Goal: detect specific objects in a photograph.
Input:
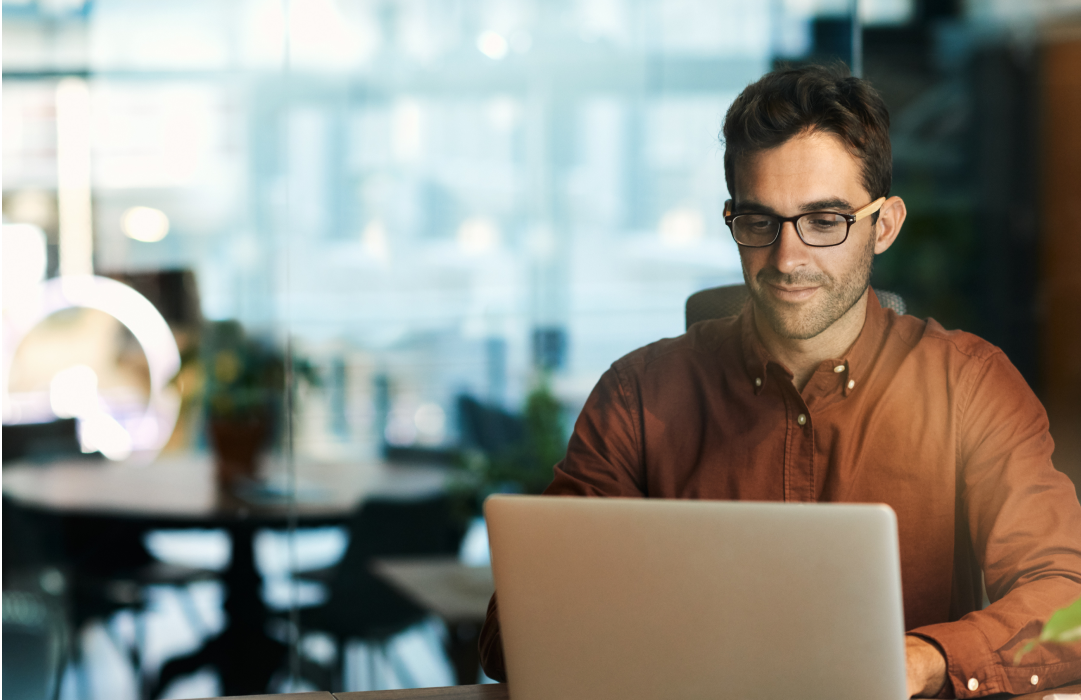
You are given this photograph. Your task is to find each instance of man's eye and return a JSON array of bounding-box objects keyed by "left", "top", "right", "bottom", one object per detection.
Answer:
[
  {"left": 804, "top": 216, "right": 844, "bottom": 230},
  {"left": 742, "top": 217, "right": 774, "bottom": 230}
]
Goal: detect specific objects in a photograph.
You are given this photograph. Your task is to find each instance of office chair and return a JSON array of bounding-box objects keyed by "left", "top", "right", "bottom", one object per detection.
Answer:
[
  {"left": 3, "top": 579, "right": 68, "bottom": 700},
  {"left": 3, "top": 419, "right": 218, "bottom": 697},
  {"left": 686, "top": 284, "right": 907, "bottom": 330},
  {"left": 2, "top": 419, "right": 98, "bottom": 464},
  {"left": 457, "top": 395, "right": 525, "bottom": 455},
  {"left": 294, "top": 495, "right": 464, "bottom": 691}
]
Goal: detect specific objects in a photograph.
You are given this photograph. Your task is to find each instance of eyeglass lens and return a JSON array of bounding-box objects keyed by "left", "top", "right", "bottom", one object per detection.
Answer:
[{"left": 731, "top": 213, "right": 849, "bottom": 247}]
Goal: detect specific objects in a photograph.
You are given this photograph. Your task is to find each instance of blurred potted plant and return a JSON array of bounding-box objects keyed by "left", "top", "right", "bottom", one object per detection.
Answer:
[
  {"left": 452, "top": 376, "right": 567, "bottom": 518},
  {"left": 199, "top": 321, "right": 318, "bottom": 489}
]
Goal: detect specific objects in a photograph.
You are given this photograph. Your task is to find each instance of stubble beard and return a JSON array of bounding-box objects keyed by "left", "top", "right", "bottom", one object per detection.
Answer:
[{"left": 745, "top": 231, "right": 877, "bottom": 341}]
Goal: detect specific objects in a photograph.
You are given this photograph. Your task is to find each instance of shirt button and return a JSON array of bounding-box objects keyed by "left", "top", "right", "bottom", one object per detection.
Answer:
[
  {"left": 967, "top": 678, "right": 979, "bottom": 692},
  {"left": 755, "top": 377, "right": 762, "bottom": 387},
  {"left": 797, "top": 413, "right": 807, "bottom": 425},
  {"left": 1030, "top": 675, "right": 1039, "bottom": 686},
  {"left": 833, "top": 364, "right": 845, "bottom": 373},
  {"left": 847, "top": 379, "right": 855, "bottom": 390}
]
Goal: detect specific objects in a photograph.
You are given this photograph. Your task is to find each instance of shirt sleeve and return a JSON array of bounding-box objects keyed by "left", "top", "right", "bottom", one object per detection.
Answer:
[
  {"left": 909, "top": 349, "right": 1081, "bottom": 697},
  {"left": 477, "top": 364, "right": 646, "bottom": 681},
  {"left": 545, "top": 363, "right": 646, "bottom": 498},
  {"left": 479, "top": 592, "right": 508, "bottom": 682}
]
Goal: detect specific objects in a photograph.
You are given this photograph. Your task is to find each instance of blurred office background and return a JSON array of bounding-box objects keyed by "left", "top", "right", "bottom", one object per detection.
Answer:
[{"left": 3, "top": 0, "right": 1080, "bottom": 698}]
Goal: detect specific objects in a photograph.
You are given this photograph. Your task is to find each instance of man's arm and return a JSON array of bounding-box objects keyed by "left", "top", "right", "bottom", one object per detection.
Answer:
[
  {"left": 479, "top": 592, "right": 508, "bottom": 682},
  {"left": 907, "top": 636, "right": 948, "bottom": 697},
  {"left": 909, "top": 349, "right": 1081, "bottom": 697}
]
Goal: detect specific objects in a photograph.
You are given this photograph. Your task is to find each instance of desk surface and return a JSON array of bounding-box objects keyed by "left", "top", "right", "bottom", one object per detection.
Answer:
[
  {"left": 334, "top": 685, "right": 508, "bottom": 700},
  {"left": 371, "top": 557, "right": 494, "bottom": 622},
  {"left": 2, "top": 452, "right": 448, "bottom": 524},
  {"left": 216, "top": 681, "right": 1081, "bottom": 700}
]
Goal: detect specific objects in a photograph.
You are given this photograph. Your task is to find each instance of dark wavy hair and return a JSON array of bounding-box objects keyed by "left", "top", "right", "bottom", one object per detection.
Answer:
[{"left": 721, "top": 64, "right": 892, "bottom": 202}]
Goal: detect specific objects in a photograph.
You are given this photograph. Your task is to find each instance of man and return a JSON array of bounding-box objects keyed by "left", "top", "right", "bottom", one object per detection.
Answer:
[{"left": 479, "top": 65, "right": 1081, "bottom": 697}]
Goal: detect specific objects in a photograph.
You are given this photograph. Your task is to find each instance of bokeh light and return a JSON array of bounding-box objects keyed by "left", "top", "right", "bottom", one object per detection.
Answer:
[
  {"left": 477, "top": 31, "right": 509, "bottom": 60},
  {"left": 121, "top": 206, "right": 170, "bottom": 242}
]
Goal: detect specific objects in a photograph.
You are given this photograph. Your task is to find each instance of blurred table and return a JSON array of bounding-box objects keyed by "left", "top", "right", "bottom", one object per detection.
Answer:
[
  {"left": 2, "top": 452, "right": 448, "bottom": 523},
  {"left": 2, "top": 452, "right": 449, "bottom": 696},
  {"left": 371, "top": 557, "right": 494, "bottom": 685}
]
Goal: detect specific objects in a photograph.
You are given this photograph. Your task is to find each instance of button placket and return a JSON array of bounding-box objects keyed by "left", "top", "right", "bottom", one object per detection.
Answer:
[
  {"left": 781, "top": 386, "right": 815, "bottom": 502},
  {"left": 840, "top": 362, "right": 856, "bottom": 395}
]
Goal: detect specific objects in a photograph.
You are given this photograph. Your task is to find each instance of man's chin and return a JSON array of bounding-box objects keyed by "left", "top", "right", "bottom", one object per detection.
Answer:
[
  {"left": 763, "top": 312, "right": 828, "bottom": 340},
  {"left": 750, "top": 292, "right": 831, "bottom": 340}
]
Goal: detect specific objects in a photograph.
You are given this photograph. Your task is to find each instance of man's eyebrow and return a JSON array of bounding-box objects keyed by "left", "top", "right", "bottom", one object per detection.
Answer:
[
  {"left": 733, "top": 198, "right": 855, "bottom": 215},
  {"left": 732, "top": 200, "right": 778, "bottom": 215},
  {"left": 801, "top": 198, "right": 853, "bottom": 213}
]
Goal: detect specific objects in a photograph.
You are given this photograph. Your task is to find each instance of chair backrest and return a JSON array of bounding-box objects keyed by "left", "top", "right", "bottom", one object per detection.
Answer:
[
  {"left": 3, "top": 581, "right": 67, "bottom": 700},
  {"left": 2, "top": 419, "right": 87, "bottom": 464},
  {"left": 330, "top": 495, "right": 462, "bottom": 596},
  {"left": 347, "top": 495, "right": 461, "bottom": 559},
  {"left": 3, "top": 497, "right": 66, "bottom": 571},
  {"left": 458, "top": 395, "right": 525, "bottom": 454},
  {"left": 685, "top": 284, "right": 907, "bottom": 330}
]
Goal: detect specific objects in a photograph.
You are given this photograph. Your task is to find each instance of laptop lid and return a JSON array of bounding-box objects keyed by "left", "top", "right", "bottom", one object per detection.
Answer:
[{"left": 485, "top": 496, "right": 907, "bottom": 700}]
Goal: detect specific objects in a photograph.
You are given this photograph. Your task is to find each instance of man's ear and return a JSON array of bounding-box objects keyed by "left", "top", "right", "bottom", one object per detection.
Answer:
[
  {"left": 873, "top": 196, "right": 906, "bottom": 255},
  {"left": 724, "top": 199, "right": 733, "bottom": 217}
]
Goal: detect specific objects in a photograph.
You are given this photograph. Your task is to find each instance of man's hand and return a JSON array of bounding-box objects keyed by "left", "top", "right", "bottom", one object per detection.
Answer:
[{"left": 906, "top": 635, "right": 948, "bottom": 698}]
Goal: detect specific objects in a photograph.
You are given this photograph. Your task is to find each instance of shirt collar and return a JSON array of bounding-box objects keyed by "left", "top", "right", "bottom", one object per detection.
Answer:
[
  {"left": 739, "top": 287, "right": 891, "bottom": 397},
  {"left": 740, "top": 298, "right": 775, "bottom": 395},
  {"left": 834, "top": 287, "right": 889, "bottom": 397}
]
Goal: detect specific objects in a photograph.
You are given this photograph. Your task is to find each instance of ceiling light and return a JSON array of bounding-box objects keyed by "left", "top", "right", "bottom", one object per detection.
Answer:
[{"left": 121, "top": 206, "right": 170, "bottom": 242}]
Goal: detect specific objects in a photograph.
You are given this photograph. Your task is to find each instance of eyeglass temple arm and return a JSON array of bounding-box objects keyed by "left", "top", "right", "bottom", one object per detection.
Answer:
[
  {"left": 853, "top": 197, "right": 886, "bottom": 221},
  {"left": 725, "top": 197, "right": 884, "bottom": 220}
]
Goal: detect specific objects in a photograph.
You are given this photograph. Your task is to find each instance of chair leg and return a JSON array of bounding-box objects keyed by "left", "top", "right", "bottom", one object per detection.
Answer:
[
  {"left": 103, "top": 612, "right": 143, "bottom": 689},
  {"left": 384, "top": 640, "right": 416, "bottom": 689},
  {"left": 333, "top": 635, "right": 344, "bottom": 692},
  {"left": 368, "top": 642, "right": 379, "bottom": 690},
  {"left": 73, "top": 642, "right": 92, "bottom": 700},
  {"left": 52, "top": 627, "right": 70, "bottom": 700},
  {"left": 133, "top": 612, "right": 149, "bottom": 700},
  {"left": 173, "top": 585, "right": 206, "bottom": 639},
  {"left": 296, "top": 656, "right": 333, "bottom": 693}
]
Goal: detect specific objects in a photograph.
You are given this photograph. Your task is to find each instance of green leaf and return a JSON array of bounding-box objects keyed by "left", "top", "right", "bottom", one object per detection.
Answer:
[
  {"left": 1039, "top": 596, "right": 1081, "bottom": 645},
  {"left": 1014, "top": 596, "right": 1081, "bottom": 665},
  {"left": 1014, "top": 639, "right": 1039, "bottom": 666}
]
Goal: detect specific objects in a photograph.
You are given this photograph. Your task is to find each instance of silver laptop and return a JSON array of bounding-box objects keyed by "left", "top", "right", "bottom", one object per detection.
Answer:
[{"left": 485, "top": 495, "right": 907, "bottom": 700}]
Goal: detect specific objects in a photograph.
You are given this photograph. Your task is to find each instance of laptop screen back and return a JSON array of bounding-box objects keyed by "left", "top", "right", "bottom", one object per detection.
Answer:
[{"left": 486, "top": 496, "right": 907, "bottom": 700}]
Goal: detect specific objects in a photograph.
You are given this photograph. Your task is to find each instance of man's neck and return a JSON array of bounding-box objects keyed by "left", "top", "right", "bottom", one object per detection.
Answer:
[{"left": 753, "top": 289, "right": 870, "bottom": 392}]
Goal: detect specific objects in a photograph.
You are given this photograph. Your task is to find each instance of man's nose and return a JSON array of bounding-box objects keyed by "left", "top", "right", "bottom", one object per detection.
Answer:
[{"left": 770, "top": 221, "right": 810, "bottom": 274}]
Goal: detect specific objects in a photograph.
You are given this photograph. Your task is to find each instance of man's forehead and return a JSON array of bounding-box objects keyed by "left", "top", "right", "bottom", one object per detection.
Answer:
[{"left": 728, "top": 132, "right": 869, "bottom": 210}]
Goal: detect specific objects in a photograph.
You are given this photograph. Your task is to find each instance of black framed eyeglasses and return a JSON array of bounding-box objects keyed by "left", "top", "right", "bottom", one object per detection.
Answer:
[{"left": 724, "top": 197, "right": 885, "bottom": 248}]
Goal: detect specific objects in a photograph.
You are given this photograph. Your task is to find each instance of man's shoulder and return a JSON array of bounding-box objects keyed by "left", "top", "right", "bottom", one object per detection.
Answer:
[
  {"left": 898, "top": 314, "right": 1003, "bottom": 364},
  {"left": 611, "top": 316, "right": 742, "bottom": 375}
]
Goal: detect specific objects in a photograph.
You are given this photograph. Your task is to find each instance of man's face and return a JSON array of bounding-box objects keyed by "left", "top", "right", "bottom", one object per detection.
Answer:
[{"left": 732, "top": 131, "right": 879, "bottom": 341}]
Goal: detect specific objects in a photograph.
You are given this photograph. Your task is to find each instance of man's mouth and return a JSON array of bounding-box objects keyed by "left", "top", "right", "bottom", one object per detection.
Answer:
[{"left": 765, "top": 283, "right": 820, "bottom": 302}]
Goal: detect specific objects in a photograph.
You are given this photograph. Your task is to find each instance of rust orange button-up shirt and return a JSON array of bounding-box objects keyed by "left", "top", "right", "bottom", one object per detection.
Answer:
[{"left": 479, "top": 291, "right": 1081, "bottom": 696}]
